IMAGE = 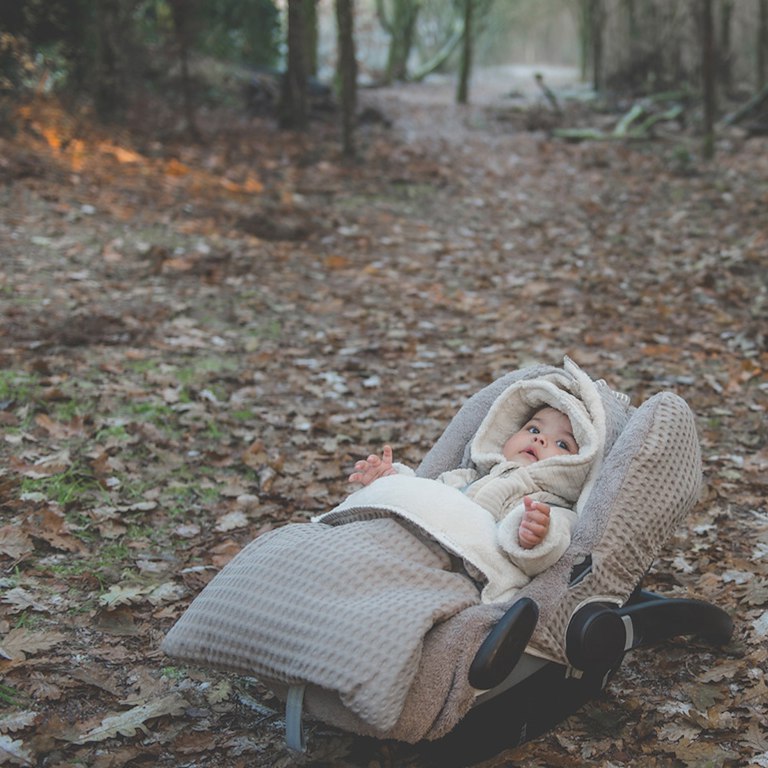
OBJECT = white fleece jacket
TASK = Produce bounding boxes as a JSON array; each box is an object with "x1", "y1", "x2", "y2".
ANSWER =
[{"x1": 320, "y1": 359, "x2": 608, "y2": 602}]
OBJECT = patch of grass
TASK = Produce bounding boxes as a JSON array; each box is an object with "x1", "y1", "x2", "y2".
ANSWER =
[
  {"x1": 205, "y1": 420, "x2": 224, "y2": 439},
  {"x1": 125, "y1": 358, "x2": 161, "y2": 375},
  {"x1": 44, "y1": 559, "x2": 92, "y2": 579},
  {"x1": 0, "y1": 370, "x2": 38, "y2": 406},
  {"x1": 123, "y1": 400, "x2": 179, "y2": 432},
  {"x1": 125, "y1": 523, "x2": 156, "y2": 541},
  {"x1": 119, "y1": 476, "x2": 157, "y2": 502},
  {"x1": 161, "y1": 666, "x2": 187, "y2": 680},
  {"x1": 247, "y1": 319, "x2": 282, "y2": 341},
  {"x1": 20, "y1": 464, "x2": 101, "y2": 506},
  {"x1": 94, "y1": 423, "x2": 131, "y2": 441},
  {"x1": 164, "y1": 481, "x2": 220, "y2": 516},
  {"x1": 53, "y1": 398, "x2": 86, "y2": 421},
  {"x1": 12, "y1": 610, "x2": 41, "y2": 630},
  {"x1": 53, "y1": 542, "x2": 135, "y2": 580},
  {"x1": 0, "y1": 683, "x2": 21, "y2": 707},
  {"x1": 97, "y1": 541, "x2": 132, "y2": 564}
]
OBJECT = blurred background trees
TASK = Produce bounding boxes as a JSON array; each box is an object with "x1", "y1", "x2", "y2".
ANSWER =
[{"x1": 2, "y1": 0, "x2": 768, "y2": 146}]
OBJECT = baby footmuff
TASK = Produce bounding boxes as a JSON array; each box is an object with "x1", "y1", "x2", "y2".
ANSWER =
[{"x1": 161, "y1": 359, "x2": 732, "y2": 765}]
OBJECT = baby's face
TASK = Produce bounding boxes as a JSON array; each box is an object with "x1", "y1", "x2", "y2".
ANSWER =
[{"x1": 502, "y1": 407, "x2": 578, "y2": 464}]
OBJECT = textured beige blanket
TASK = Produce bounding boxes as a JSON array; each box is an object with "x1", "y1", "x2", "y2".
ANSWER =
[{"x1": 161, "y1": 517, "x2": 481, "y2": 733}]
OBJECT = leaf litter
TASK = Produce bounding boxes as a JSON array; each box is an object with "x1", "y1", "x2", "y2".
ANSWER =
[{"x1": 0, "y1": 78, "x2": 767, "y2": 766}]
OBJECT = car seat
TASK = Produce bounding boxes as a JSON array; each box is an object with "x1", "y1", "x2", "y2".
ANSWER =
[{"x1": 161, "y1": 360, "x2": 733, "y2": 763}]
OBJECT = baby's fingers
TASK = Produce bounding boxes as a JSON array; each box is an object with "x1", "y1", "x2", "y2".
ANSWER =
[{"x1": 518, "y1": 525, "x2": 542, "y2": 547}]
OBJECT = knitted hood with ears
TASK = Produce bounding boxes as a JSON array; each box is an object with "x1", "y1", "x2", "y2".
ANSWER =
[{"x1": 467, "y1": 357, "x2": 609, "y2": 512}]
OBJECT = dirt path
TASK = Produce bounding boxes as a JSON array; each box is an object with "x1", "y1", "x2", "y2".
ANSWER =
[{"x1": 0, "y1": 79, "x2": 766, "y2": 767}]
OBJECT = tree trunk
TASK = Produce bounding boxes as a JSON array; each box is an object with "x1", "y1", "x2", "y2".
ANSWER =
[
  {"x1": 718, "y1": 0, "x2": 734, "y2": 95},
  {"x1": 378, "y1": 0, "x2": 420, "y2": 84},
  {"x1": 591, "y1": 0, "x2": 604, "y2": 92},
  {"x1": 759, "y1": 0, "x2": 768, "y2": 90},
  {"x1": 577, "y1": 0, "x2": 592, "y2": 83},
  {"x1": 279, "y1": 0, "x2": 308, "y2": 131},
  {"x1": 456, "y1": 0, "x2": 473, "y2": 104},
  {"x1": 700, "y1": 0, "x2": 717, "y2": 159},
  {"x1": 336, "y1": 0, "x2": 357, "y2": 158},
  {"x1": 303, "y1": 0, "x2": 318, "y2": 78},
  {"x1": 169, "y1": 0, "x2": 201, "y2": 140},
  {"x1": 93, "y1": 0, "x2": 123, "y2": 119}
]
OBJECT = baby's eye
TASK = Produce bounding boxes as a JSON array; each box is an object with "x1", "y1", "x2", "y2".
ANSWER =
[
  {"x1": 527, "y1": 426, "x2": 540, "y2": 434},
  {"x1": 556, "y1": 440, "x2": 573, "y2": 452}
]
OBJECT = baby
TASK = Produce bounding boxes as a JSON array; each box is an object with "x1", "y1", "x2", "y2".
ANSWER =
[{"x1": 350, "y1": 406, "x2": 578, "y2": 551}]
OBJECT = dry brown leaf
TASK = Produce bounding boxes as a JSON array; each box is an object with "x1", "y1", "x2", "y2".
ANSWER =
[
  {"x1": 1, "y1": 628, "x2": 66, "y2": 661},
  {"x1": 0, "y1": 711, "x2": 38, "y2": 735},
  {"x1": 72, "y1": 693, "x2": 187, "y2": 744},
  {"x1": 0, "y1": 527, "x2": 34, "y2": 560},
  {"x1": 0, "y1": 734, "x2": 33, "y2": 766},
  {"x1": 23, "y1": 508, "x2": 83, "y2": 553},
  {"x1": 26, "y1": 673, "x2": 64, "y2": 702}
]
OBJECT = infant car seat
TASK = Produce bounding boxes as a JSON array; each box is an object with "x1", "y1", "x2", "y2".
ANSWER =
[{"x1": 161, "y1": 360, "x2": 732, "y2": 764}]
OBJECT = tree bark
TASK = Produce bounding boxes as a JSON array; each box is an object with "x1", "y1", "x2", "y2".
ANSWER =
[
  {"x1": 279, "y1": 0, "x2": 308, "y2": 131},
  {"x1": 759, "y1": 0, "x2": 768, "y2": 89},
  {"x1": 718, "y1": 0, "x2": 734, "y2": 95},
  {"x1": 169, "y1": 0, "x2": 201, "y2": 140},
  {"x1": 591, "y1": 0, "x2": 605, "y2": 92},
  {"x1": 456, "y1": 0, "x2": 473, "y2": 104},
  {"x1": 302, "y1": 0, "x2": 319, "y2": 78},
  {"x1": 377, "y1": 0, "x2": 420, "y2": 84},
  {"x1": 700, "y1": 0, "x2": 717, "y2": 159},
  {"x1": 336, "y1": 0, "x2": 357, "y2": 158},
  {"x1": 577, "y1": 0, "x2": 592, "y2": 83}
]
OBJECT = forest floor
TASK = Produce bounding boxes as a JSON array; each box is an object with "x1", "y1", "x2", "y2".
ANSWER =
[{"x1": 1, "y1": 69, "x2": 767, "y2": 768}]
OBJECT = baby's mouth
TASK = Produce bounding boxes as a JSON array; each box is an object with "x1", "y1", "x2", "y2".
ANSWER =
[{"x1": 523, "y1": 448, "x2": 538, "y2": 461}]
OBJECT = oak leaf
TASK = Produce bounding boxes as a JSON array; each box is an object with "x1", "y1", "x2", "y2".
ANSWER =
[
  {"x1": 72, "y1": 693, "x2": 187, "y2": 744},
  {"x1": 0, "y1": 734, "x2": 33, "y2": 766},
  {"x1": 1, "y1": 628, "x2": 66, "y2": 660},
  {"x1": 0, "y1": 528, "x2": 33, "y2": 560}
]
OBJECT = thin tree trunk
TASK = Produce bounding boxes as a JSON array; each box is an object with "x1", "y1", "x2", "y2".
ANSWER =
[
  {"x1": 94, "y1": 0, "x2": 122, "y2": 119},
  {"x1": 701, "y1": 0, "x2": 717, "y2": 159},
  {"x1": 303, "y1": 0, "x2": 319, "y2": 78},
  {"x1": 170, "y1": 0, "x2": 201, "y2": 140},
  {"x1": 336, "y1": 0, "x2": 357, "y2": 158},
  {"x1": 456, "y1": 0, "x2": 472, "y2": 104},
  {"x1": 577, "y1": 0, "x2": 592, "y2": 83},
  {"x1": 591, "y1": 0, "x2": 604, "y2": 92},
  {"x1": 759, "y1": 0, "x2": 768, "y2": 89},
  {"x1": 718, "y1": 0, "x2": 734, "y2": 95},
  {"x1": 280, "y1": 0, "x2": 308, "y2": 130}
]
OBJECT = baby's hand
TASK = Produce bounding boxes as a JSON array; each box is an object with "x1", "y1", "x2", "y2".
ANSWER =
[
  {"x1": 348, "y1": 444, "x2": 397, "y2": 486},
  {"x1": 518, "y1": 496, "x2": 551, "y2": 549}
]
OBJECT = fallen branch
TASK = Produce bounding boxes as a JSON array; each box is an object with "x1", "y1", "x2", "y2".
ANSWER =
[
  {"x1": 554, "y1": 102, "x2": 683, "y2": 142},
  {"x1": 720, "y1": 83, "x2": 768, "y2": 127}
]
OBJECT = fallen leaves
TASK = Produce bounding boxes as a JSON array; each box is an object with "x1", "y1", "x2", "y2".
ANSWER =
[
  {"x1": 71, "y1": 693, "x2": 187, "y2": 744},
  {"x1": 0, "y1": 78, "x2": 766, "y2": 768},
  {"x1": 0, "y1": 735, "x2": 33, "y2": 767},
  {"x1": 0, "y1": 529, "x2": 33, "y2": 560},
  {"x1": 0, "y1": 629, "x2": 66, "y2": 661}
]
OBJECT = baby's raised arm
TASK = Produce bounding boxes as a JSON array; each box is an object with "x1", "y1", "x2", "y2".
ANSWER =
[
  {"x1": 348, "y1": 444, "x2": 396, "y2": 486},
  {"x1": 518, "y1": 496, "x2": 551, "y2": 549}
]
